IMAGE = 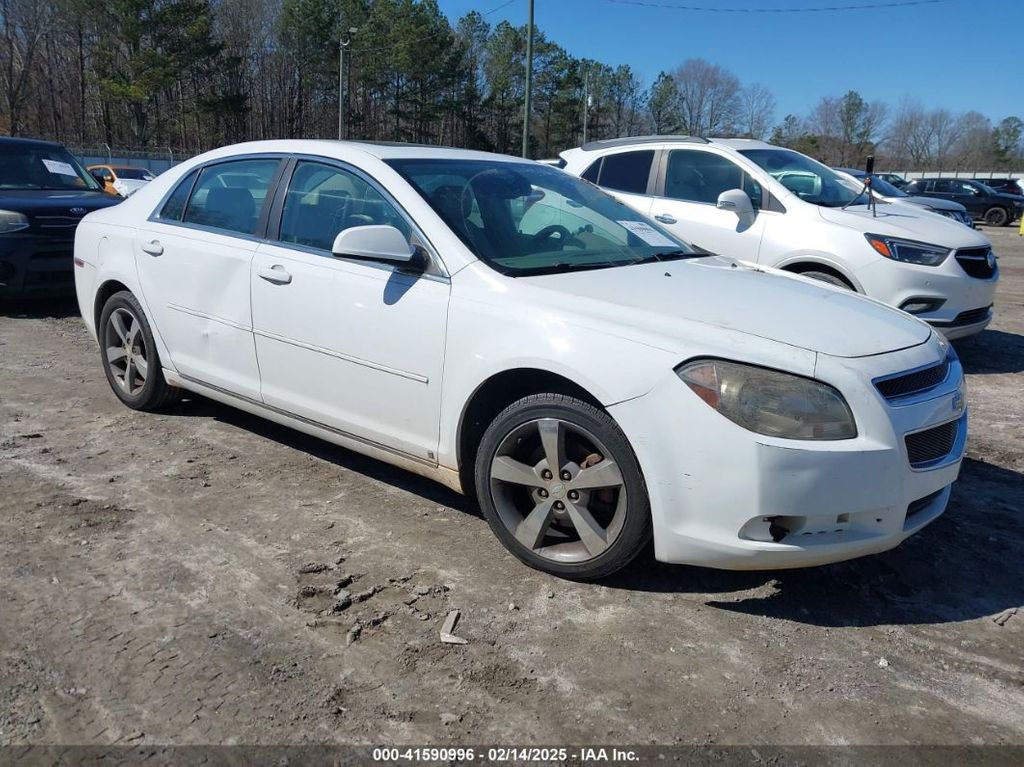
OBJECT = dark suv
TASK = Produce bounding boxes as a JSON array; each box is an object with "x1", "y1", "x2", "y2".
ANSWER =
[
  {"x1": 0, "y1": 136, "x2": 121, "y2": 299},
  {"x1": 903, "y1": 177, "x2": 1024, "y2": 227},
  {"x1": 975, "y1": 178, "x2": 1023, "y2": 196}
]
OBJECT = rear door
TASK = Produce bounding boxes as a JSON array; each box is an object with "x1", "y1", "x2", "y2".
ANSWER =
[
  {"x1": 586, "y1": 149, "x2": 657, "y2": 216},
  {"x1": 133, "y1": 156, "x2": 283, "y2": 400},
  {"x1": 647, "y1": 148, "x2": 766, "y2": 259}
]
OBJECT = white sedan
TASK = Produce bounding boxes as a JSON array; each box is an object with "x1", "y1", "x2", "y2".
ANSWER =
[{"x1": 73, "y1": 140, "x2": 967, "y2": 579}]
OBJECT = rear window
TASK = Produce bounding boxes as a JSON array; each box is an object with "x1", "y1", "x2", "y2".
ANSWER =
[{"x1": 595, "y1": 151, "x2": 654, "y2": 194}]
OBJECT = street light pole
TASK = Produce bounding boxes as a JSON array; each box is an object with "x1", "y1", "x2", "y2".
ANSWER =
[
  {"x1": 338, "y1": 27, "x2": 357, "y2": 140},
  {"x1": 521, "y1": 0, "x2": 534, "y2": 158}
]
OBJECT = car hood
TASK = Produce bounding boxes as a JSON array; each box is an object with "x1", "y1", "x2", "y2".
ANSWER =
[
  {"x1": 816, "y1": 204, "x2": 988, "y2": 247},
  {"x1": 520, "y1": 256, "x2": 931, "y2": 359},
  {"x1": 0, "y1": 188, "x2": 120, "y2": 215}
]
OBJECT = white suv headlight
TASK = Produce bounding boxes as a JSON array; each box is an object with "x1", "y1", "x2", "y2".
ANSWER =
[
  {"x1": 865, "y1": 233, "x2": 951, "y2": 266},
  {"x1": 0, "y1": 210, "x2": 29, "y2": 234},
  {"x1": 677, "y1": 359, "x2": 857, "y2": 440}
]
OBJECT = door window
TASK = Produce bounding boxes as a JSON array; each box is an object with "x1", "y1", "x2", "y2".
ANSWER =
[
  {"x1": 933, "y1": 180, "x2": 955, "y2": 193},
  {"x1": 277, "y1": 160, "x2": 410, "y2": 252},
  {"x1": 665, "y1": 150, "x2": 762, "y2": 207},
  {"x1": 157, "y1": 170, "x2": 198, "y2": 221},
  {"x1": 182, "y1": 159, "x2": 279, "y2": 236},
  {"x1": 594, "y1": 150, "x2": 654, "y2": 194}
]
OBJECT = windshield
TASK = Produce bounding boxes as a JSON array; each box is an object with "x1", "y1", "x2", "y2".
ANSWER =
[
  {"x1": 386, "y1": 159, "x2": 694, "y2": 276},
  {"x1": 740, "y1": 148, "x2": 864, "y2": 208},
  {"x1": 0, "y1": 144, "x2": 103, "y2": 191},
  {"x1": 867, "y1": 174, "x2": 907, "y2": 197},
  {"x1": 114, "y1": 167, "x2": 154, "y2": 180}
]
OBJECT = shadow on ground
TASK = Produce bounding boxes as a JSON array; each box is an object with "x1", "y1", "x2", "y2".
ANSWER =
[
  {"x1": 956, "y1": 329, "x2": 1024, "y2": 375},
  {"x1": 0, "y1": 296, "x2": 80, "y2": 319},
  {"x1": 162, "y1": 395, "x2": 1024, "y2": 629}
]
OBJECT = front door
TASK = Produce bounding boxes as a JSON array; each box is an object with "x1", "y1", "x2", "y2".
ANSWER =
[
  {"x1": 648, "y1": 148, "x2": 766, "y2": 260},
  {"x1": 250, "y1": 159, "x2": 449, "y2": 462},
  {"x1": 133, "y1": 156, "x2": 282, "y2": 401}
]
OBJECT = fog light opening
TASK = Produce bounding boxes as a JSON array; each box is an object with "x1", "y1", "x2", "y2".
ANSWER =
[
  {"x1": 899, "y1": 297, "x2": 945, "y2": 315},
  {"x1": 768, "y1": 517, "x2": 789, "y2": 543}
]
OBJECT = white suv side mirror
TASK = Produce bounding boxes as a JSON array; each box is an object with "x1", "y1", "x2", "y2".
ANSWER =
[
  {"x1": 332, "y1": 225, "x2": 414, "y2": 263},
  {"x1": 717, "y1": 189, "x2": 755, "y2": 219}
]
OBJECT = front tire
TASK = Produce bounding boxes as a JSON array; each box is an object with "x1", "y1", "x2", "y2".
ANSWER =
[
  {"x1": 99, "y1": 291, "x2": 180, "y2": 411},
  {"x1": 474, "y1": 393, "x2": 652, "y2": 580},
  {"x1": 983, "y1": 206, "x2": 1010, "y2": 227}
]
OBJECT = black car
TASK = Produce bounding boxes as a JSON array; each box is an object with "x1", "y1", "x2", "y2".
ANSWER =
[
  {"x1": 875, "y1": 172, "x2": 908, "y2": 189},
  {"x1": 903, "y1": 177, "x2": 1024, "y2": 227},
  {"x1": 975, "y1": 177, "x2": 1023, "y2": 196},
  {"x1": 0, "y1": 136, "x2": 122, "y2": 299}
]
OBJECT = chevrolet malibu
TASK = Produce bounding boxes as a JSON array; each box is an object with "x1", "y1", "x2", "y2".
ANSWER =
[{"x1": 74, "y1": 141, "x2": 967, "y2": 580}]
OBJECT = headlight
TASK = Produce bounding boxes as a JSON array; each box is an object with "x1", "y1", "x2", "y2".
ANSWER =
[
  {"x1": 677, "y1": 359, "x2": 857, "y2": 440},
  {"x1": 865, "y1": 233, "x2": 951, "y2": 266},
  {"x1": 0, "y1": 209, "x2": 29, "y2": 234}
]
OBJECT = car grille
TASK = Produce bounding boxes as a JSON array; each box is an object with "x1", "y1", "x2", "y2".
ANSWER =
[
  {"x1": 875, "y1": 360, "x2": 949, "y2": 400},
  {"x1": 955, "y1": 247, "x2": 996, "y2": 278},
  {"x1": 905, "y1": 420, "x2": 959, "y2": 467},
  {"x1": 951, "y1": 306, "x2": 992, "y2": 327}
]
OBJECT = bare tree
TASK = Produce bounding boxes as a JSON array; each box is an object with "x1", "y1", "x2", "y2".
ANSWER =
[
  {"x1": 0, "y1": 0, "x2": 53, "y2": 134},
  {"x1": 672, "y1": 58, "x2": 740, "y2": 137},
  {"x1": 737, "y1": 83, "x2": 775, "y2": 140}
]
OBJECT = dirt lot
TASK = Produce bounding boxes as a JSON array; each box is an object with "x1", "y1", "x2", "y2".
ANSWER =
[{"x1": 1, "y1": 227, "x2": 1022, "y2": 748}]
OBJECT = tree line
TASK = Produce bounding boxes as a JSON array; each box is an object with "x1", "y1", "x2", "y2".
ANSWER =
[{"x1": 1, "y1": 0, "x2": 1021, "y2": 170}]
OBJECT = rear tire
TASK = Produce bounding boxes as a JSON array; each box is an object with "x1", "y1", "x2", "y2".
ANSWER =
[
  {"x1": 983, "y1": 206, "x2": 1010, "y2": 227},
  {"x1": 798, "y1": 270, "x2": 854, "y2": 290},
  {"x1": 99, "y1": 291, "x2": 180, "y2": 411},
  {"x1": 474, "y1": 393, "x2": 652, "y2": 580}
]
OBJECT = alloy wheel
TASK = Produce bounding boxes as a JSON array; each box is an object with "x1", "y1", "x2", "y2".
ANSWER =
[
  {"x1": 104, "y1": 307, "x2": 149, "y2": 396},
  {"x1": 488, "y1": 417, "x2": 627, "y2": 564}
]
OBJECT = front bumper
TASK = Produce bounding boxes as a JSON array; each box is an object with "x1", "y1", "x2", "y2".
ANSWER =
[
  {"x1": 610, "y1": 337, "x2": 966, "y2": 570},
  {"x1": 0, "y1": 233, "x2": 76, "y2": 298},
  {"x1": 853, "y1": 253, "x2": 997, "y2": 340}
]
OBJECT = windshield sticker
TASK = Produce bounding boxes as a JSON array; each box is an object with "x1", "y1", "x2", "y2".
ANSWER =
[
  {"x1": 617, "y1": 221, "x2": 676, "y2": 247},
  {"x1": 42, "y1": 159, "x2": 78, "y2": 177}
]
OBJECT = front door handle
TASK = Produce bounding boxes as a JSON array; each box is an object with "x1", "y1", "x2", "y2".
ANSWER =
[
  {"x1": 141, "y1": 240, "x2": 163, "y2": 256},
  {"x1": 654, "y1": 213, "x2": 676, "y2": 224},
  {"x1": 257, "y1": 265, "x2": 292, "y2": 285}
]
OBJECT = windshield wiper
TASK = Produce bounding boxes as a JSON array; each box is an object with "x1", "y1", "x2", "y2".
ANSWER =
[{"x1": 633, "y1": 249, "x2": 699, "y2": 265}]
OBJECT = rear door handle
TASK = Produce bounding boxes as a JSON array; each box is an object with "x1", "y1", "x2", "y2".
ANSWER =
[
  {"x1": 141, "y1": 240, "x2": 163, "y2": 256},
  {"x1": 654, "y1": 213, "x2": 676, "y2": 224},
  {"x1": 257, "y1": 265, "x2": 292, "y2": 285}
]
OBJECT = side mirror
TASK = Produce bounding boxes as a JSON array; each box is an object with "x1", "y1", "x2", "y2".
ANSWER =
[
  {"x1": 332, "y1": 225, "x2": 415, "y2": 264},
  {"x1": 717, "y1": 188, "x2": 755, "y2": 218}
]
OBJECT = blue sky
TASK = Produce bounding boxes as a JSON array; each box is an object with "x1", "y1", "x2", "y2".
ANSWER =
[{"x1": 438, "y1": 0, "x2": 1020, "y2": 124}]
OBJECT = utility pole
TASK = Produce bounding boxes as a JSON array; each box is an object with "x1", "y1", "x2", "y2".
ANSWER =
[
  {"x1": 521, "y1": 0, "x2": 534, "y2": 158},
  {"x1": 338, "y1": 27, "x2": 357, "y2": 140},
  {"x1": 582, "y1": 67, "x2": 589, "y2": 145}
]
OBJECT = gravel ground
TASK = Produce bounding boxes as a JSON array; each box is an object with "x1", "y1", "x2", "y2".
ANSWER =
[{"x1": 1, "y1": 227, "x2": 1022, "y2": 748}]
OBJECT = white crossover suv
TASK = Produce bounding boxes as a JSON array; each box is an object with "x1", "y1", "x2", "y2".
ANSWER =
[
  {"x1": 75, "y1": 140, "x2": 967, "y2": 579},
  {"x1": 560, "y1": 137, "x2": 998, "y2": 340}
]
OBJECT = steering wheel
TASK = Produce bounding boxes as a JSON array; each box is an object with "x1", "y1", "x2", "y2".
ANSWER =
[{"x1": 531, "y1": 224, "x2": 573, "y2": 248}]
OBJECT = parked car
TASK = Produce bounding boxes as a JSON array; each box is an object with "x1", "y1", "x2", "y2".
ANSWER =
[
  {"x1": 904, "y1": 177, "x2": 1024, "y2": 227},
  {"x1": 87, "y1": 164, "x2": 156, "y2": 197},
  {"x1": 0, "y1": 136, "x2": 122, "y2": 299},
  {"x1": 76, "y1": 140, "x2": 967, "y2": 579},
  {"x1": 560, "y1": 136, "x2": 998, "y2": 339},
  {"x1": 834, "y1": 168, "x2": 974, "y2": 227},
  {"x1": 973, "y1": 177, "x2": 1023, "y2": 196}
]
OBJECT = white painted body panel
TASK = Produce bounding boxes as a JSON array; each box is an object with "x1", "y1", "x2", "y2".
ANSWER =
[
  {"x1": 561, "y1": 138, "x2": 998, "y2": 339},
  {"x1": 75, "y1": 139, "x2": 970, "y2": 571}
]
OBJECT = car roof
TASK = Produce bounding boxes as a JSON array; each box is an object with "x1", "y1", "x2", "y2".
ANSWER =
[
  {"x1": 0, "y1": 135, "x2": 63, "y2": 148},
  {"x1": 192, "y1": 139, "x2": 532, "y2": 165}
]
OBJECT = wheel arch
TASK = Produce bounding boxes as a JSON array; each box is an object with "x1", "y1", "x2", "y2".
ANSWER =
[
  {"x1": 455, "y1": 367, "x2": 605, "y2": 497},
  {"x1": 94, "y1": 279, "x2": 133, "y2": 334},
  {"x1": 778, "y1": 258, "x2": 860, "y2": 291}
]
